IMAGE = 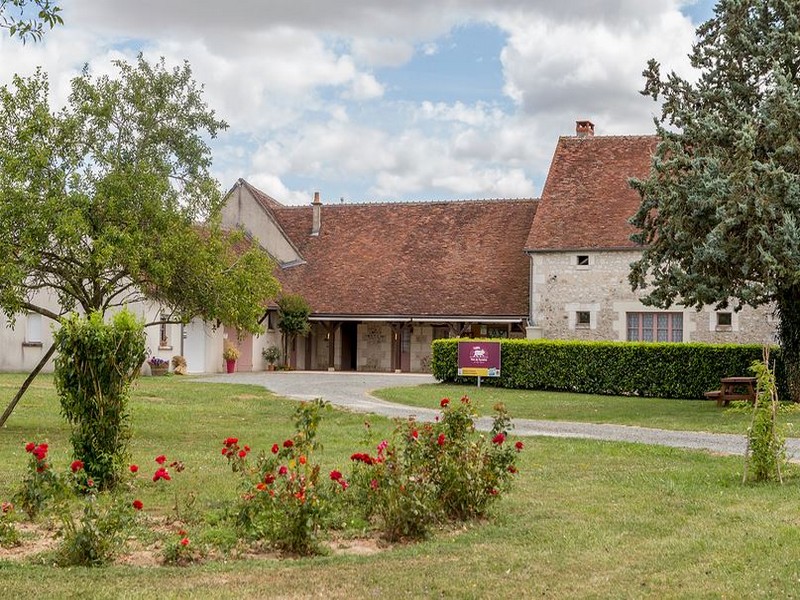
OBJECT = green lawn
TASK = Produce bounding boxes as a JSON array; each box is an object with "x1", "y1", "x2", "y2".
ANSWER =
[
  {"x1": 1, "y1": 374, "x2": 800, "y2": 598},
  {"x1": 372, "y1": 382, "x2": 800, "y2": 435}
]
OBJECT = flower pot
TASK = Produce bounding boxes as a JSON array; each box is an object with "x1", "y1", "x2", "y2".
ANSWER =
[
  {"x1": 267, "y1": 364, "x2": 275, "y2": 371},
  {"x1": 150, "y1": 365, "x2": 169, "y2": 376},
  {"x1": 226, "y1": 359, "x2": 236, "y2": 374}
]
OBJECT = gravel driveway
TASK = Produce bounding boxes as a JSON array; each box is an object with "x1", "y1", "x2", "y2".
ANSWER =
[{"x1": 199, "y1": 370, "x2": 800, "y2": 460}]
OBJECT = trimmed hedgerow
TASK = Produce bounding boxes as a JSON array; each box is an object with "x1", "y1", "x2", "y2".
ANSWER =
[{"x1": 431, "y1": 339, "x2": 783, "y2": 400}]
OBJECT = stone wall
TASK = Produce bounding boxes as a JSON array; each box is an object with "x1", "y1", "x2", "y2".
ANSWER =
[
  {"x1": 530, "y1": 250, "x2": 776, "y2": 344},
  {"x1": 358, "y1": 323, "x2": 392, "y2": 371}
]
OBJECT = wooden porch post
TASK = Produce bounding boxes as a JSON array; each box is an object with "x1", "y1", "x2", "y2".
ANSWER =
[{"x1": 322, "y1": 322, "x2": 341, "y2": 370}]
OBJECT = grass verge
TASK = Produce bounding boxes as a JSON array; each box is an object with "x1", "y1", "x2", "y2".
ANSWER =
[
  {"x1": 372, "y1": 382, "x2": 800, "y2": 435},
  {"x1": 0, "y1": 374, "x2": 799, "y2": 598}
]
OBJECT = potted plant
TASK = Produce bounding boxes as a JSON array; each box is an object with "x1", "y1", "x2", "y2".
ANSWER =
[
  {"x1": 147, "y1": 356, "x2": 169, "y2": 376},
  {"x1": 262, "y1": 345, "x2": 281, "y2": 371},
  {"x1": 222, "y1": 343, "x2": 240, "y2": 373}
]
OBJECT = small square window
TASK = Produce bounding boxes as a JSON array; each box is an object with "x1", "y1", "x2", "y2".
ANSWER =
[
  {"x1": 717, "y1": 312, "x2": 732, "y2": 327},
  {"x1": 576, "y1": 311, "x2": 591, "y2": 327},
  {"x1": 577, "y1": 255, "x2": 589, "y2": 266}
]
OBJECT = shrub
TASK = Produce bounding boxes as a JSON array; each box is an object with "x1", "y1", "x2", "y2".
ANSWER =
[
  {"x1": 432, "y1": 338, "x2": 774, "y2": 399},
  {"x1": 55, "y1": 492, "x2": 139, "y2": 566},
  {"x1": 742, "y1": 353, "x2": 793, "y2": 483},
  {"x1": 54, "y1": 310, "x2": 146, "y2": 490},
  {"x1": 226, "y1": 399, "x2": 333, "y2": 556},
  {"x1": 347, "y1": 395, "x2": 522, "y2": 540},
  {"x1": 13, "y1": 441, "x2": 65, "y2": 518}
]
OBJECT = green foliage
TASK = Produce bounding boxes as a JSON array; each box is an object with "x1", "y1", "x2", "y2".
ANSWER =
[
  {"x1": 161, "y1": 532, "x2": 196, "y2": 566},
  {"x1": 228, "y1": 400, "x2": 332, "y2": 556},
  {"x1": 55, "y1": 493, "x2": 138, "y2": 567},
  {"x1": 348, "y1": 396, "x2": 521, "y2": 540},
  {"x1": 742, "y1": 357, "x2": 788, "y2": 483},
  {"x1": 54, "y1": 310, "x2": 146, "y2": 490},
  {"x1": 276, "y1": 294, "x2": 311, "y2": 366},
  {"x1": 13, "y1": 441, "x2": 64, "y2": 518},
  {"x1": 262, "y1": 345, "x2": 281, "y2": 365},
  {"x1": 0, "y1": 502, "x2": 20, "y2": 547},
  {"x1": 629, "y1": 1, "x2": 800, "y2": 399},
  {"x1": 432, "y1": 338, "x2": 779, "y2": 399},
  {"x1": 0, "y1": 0, "x2": 62, "y2": 42},
  {"x1": 0, "y1": 55, "x2": 278, "y2": 334}
]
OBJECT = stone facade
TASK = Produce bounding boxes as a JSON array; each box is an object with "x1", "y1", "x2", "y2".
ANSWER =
[{"x1": 529, "y1": 249, "x2": 776, "y2": 345}]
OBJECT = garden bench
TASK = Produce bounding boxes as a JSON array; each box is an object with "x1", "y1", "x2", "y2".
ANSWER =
[{"x1": 704, "y1": 376, "x2": 757, "y2": 407}]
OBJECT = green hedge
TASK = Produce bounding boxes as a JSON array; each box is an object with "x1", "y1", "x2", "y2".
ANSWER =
[{"x1": 431, "y1": 339, "x2": 783, "y2": 400}]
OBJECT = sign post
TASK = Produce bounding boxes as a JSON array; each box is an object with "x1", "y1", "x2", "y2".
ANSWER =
[{"x1": 457, "y1": 341, "x2": 501, "y2": 387}]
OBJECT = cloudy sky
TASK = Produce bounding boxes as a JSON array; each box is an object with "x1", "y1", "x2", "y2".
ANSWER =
[{"x1": 0, "y1": 0, "x2": 716, "y2": 204}]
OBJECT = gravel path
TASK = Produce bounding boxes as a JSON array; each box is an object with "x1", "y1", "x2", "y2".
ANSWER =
[{"x1": 199, "y1": 371, "x2": 800, "y2": 460}]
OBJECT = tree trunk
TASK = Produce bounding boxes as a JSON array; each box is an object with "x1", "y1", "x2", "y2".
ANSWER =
[
  {"x1": 0, "y1": 344, "x2": 57, "y2": 428},
  {"x1": 776, "y1": 285, "x2": 800, "y2": 402}
]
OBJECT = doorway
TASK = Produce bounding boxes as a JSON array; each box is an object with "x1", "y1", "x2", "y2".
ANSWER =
[{"x1": 340, "y1": 322, "x2": 358, "y2": 371}]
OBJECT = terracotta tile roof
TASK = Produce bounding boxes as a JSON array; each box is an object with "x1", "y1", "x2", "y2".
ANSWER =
[
  {"x1": 526, "y1": 135, "x2": 656, "y2": 251},
  {"x1": 244, "y1": 186, "x2": 537, "y2": 318}
]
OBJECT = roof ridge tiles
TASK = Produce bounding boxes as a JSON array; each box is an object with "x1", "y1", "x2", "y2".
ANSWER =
[{"x1": 273, "y1": 197, "x2": 539, "y2": 208}]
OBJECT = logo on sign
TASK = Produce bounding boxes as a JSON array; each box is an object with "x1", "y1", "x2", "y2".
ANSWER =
[{"x1": 470, "y1": 347, "x2": 488, "y2": 363}]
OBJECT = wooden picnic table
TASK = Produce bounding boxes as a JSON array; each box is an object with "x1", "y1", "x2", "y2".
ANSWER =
[{"x1": 704, "y1": 376, "x2": 757, "y2": 407}]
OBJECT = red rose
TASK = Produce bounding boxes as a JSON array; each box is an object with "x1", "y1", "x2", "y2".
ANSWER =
[
  {"x1": 224, "y1": 437, "x2": 238, "y2": 447},
  {"x1": 32, "y1": 445, "x2": 47, "y2": 460},
  {"x1": 153, "y1": 467, "x2": 171, "y2": 482},
  {"x1": 283, "y1": 439, "x2": 294, "y2": 449},
  {"x1": 271, "y1": 444, "x2": 279, "y2": 454},
  {"x1": 129, "y1": 464, "x2": 139, "y2": 473},
  {"x1": 244, "y1": 445, "x2": 250, "y2": 452},
  {"x1": 25, "y1": 442, "x2": 35, "y2": 453},
  {"x1": 411, "y1": 430, "x2": 418, "y2": 439},
  {"x1": 440, "y1": 398, "x2": 450, "y2": 408},
  {"x1": 515, "y1": 441, "x2": 524, "y2": 452},
  {"x1": 460, "y1": 395, "x2": 470, "y2": 404},
  {"x1": 339, "y1": 479, "x2": 349, "y2": 490},
  {"x1": 264, "y1": 473, "x2": 275, "y2": 484},
  {"x1": 278, "y1": 465, "x2": 288, "y2": 475},
  {"x1": 70, "y1": 460, "x2": 84, "y2": 473},
  {"x1": 508, "y1": 465, "x2": 518, "y2": 474},
  {"x1": 180, "y1": 537, "x2": 189, "y2": 547},
  {"x1": 256, "y1": 482, "x2": 267, "y2": 491},
  {"x1": 492, "y1": 433, "x2": 506, "y2": 445},
  {"x1": 155, "y1": 455, "x2": 167, "y2": 465},
  {"x1": 87, "y1": 478, "x2": 94, "y2": 487},
  {"x1": 237, "y1": 450, "x2": 246, "y2": 458},
  {"x1": 221, "y1": 448, "x2": 228, "y2": 456},
  {"x1": 329, "y1": 469, "x2": 342, "y2": 481},
  {"x1": 299, "y1": 455, "x2": 306, "y2": 465},
  {"x1": 132, "y1": 499, "x2": 143, "y2": 510},
  {"x1": 437, "y1": 433, "x2": 446, "y2": 446}
]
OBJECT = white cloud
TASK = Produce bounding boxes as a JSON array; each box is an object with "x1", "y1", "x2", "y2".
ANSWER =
[{"x1": 1, "y1": 0, "x2": 705, "y2": 203}]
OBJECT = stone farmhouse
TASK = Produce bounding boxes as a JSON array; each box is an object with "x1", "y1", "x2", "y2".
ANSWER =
[
  {"x1": 526, "y1": 121, "x2": 774, "y2": 345},
  {"x1": 0, "y1": 121, "x2": 776, "y2": 374}
]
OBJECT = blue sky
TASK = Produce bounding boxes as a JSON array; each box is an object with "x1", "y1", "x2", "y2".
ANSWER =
[{"x1": 0, "y1": 0, "x2": 718, "y2": 204}]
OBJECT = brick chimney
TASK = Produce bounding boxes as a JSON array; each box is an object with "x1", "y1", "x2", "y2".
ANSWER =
[
  {"x1": 311, "y1": 191, "x2": 321, "y2": 236},
  {"x1": 575, "y1": 120, "x2": 595, "y2": 137}
]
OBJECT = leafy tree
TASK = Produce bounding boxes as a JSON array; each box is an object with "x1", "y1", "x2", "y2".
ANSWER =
[
  {"x1": 54, "y1": 310, "x2": 146, "y2": 490},
  {"x1": 0, "y1": 55, "x2": 280, "y2": 425},
  {"x1": 629, "y1": 0, "x2": 800, "y2": 399},
  {"x1": 277, "y1": 294, "x2": 311, "y2": 368},
  {"x1": 0, "y1": 0, "x2": 62, "y2": 42}
]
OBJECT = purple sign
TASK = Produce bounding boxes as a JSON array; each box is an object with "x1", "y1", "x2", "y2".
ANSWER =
[{"x1": 457, "y1": 341, "x2": 501, "y2": 377}]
